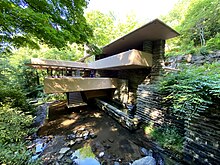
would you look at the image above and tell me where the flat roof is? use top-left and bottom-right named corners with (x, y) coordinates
top-left (102, 19), bottom-right (179, 56)
top-left (27, 49), bottom-right (152, 70)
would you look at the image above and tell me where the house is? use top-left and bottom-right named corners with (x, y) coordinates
top-left (27, 19), bottom-right (179, 129)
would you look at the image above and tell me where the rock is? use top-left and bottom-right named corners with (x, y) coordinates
top-left (59, 147), bottom-right (70, 154)
top-left (185, 54), bottom-right (192, 63)
top-left (176, 55), bottom-right (184, 62)
top-left (131, 156), bottom-right (156, 165)
top-left (148, 149), bottom-right (153, 156)
top-left (90, 133), bottom-right (97, 139)
top-left (57, 154), bottom-right (64, 160)
top-left (78, 126), bottom-right (85, 131)
top-left (31, 154), bottom-right (40, 161)
top-left (82, 130), bottom-right (90, 140)
top-left (114, 162), bottom-right (120, 165)
top-left (76, 132), bottom-right (83, 138)
top-left (71, 150), bottom-right (80, 160)
top-left (66, 134), bottom-right (76, 140)
top-left (65, 140), bottom-right (76, 147)
top-left (32, 103), bottom-right (50, 128)
top-left (98, 151), bottom-right (105, 158)
top-left (65, 158), bottom-right (72, 164)
top-left (84, 135), bottom-right (89, 140)
top-left (108, 138), bottom-right (114, 143)
top-left (104, 144), bottom-right (111, 149)
top-left (35, 142), bottom-right (44, 153)
top-left (140, 147), bottom-right (149, 156)
top-left (66, 150), bottom-right (73, 156)
top-left (75, 138), bottom-right (83, 144)
top-left (82, 130), bottom-right (89, 137)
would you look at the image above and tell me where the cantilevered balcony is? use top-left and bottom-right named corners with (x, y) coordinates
top-left (44, 77), bottom-right (118, 94)
top-left (27, 49), bottom-right (152, 70)
top-left (89, 49), bottom-right (152, 70)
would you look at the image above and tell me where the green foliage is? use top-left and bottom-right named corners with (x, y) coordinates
top-left (162, 0), bottom-right (220, 54)
top-left (0, 42), bottom-right (86, 98)
top-left (86, 11), bottom-right (116, 47)
top-left (0, 142), bottom-right (37, 165)
top-left (144, 123), bottom-right (183, 153)
top-left (206, 33), bottom-right (220, 50)
top-left (182, 0), bottom-right (220, 45)
top-left (0, 103), bottom-right (36, 164)
top-left (0, 0), bottom-right (92, 51)
top-left (41, 93), bottom-right (67, 103)
top-left (199, 46), bottom-right (209, 55)
top-left (0, 104), bottom-right (33, 144)
top-left (0, 84), bottom-right (33, 112)
top-left (160, 62), bottom-right (220, 118)
top-left (79, 145), bottom-right (95, 159)
top-left (86, 11), bottom-right (141, 48)
top-left (150, 125), bottom-right (183, 153)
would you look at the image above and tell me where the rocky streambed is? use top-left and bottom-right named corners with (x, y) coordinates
top-left (27, 101), bottom-right (181, 165)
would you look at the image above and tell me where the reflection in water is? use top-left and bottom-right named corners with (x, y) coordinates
top-left (71, 145), bottom-right (100, 165)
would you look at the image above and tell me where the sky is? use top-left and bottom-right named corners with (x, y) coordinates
top-left (86, 0), bottom-right (179, 22)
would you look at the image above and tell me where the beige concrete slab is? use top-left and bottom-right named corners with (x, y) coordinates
top-left (28, 58), bottom-right (89, 69)
top-left (44, 77), bottom-right (118, 93)
top-left (27, 50), bottom-right (152, 70)
top-left (89, 49), bottom-right (152, 69)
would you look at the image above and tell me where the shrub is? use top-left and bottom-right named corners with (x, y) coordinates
top-left (0, 104), bottom-right (36, 164)
top-left (199, 46), bottom-right (209, 55)
top-left (0, 104), bottom-right (33, 144)
top-left (0, 142), bottom-right (32, 165)
top-left (144, 123), bottom-right (183, 153)
top-left (151, 125), bottom-right (183, 153)
top-left (206, 33), bottom-right (220, 51)
top-left (0, 85), bottom-right (33, 113)
top-left (160, 62), bottom-right (220, 118)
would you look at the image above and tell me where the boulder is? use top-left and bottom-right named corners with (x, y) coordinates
top-left (132, 156), bottom-right (156, 165)
top-left (59, 147), bottom-right (70, 154)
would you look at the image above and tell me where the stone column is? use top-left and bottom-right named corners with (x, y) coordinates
top-left (143, 40), bottom-right (153, 54)
top-left (136, 40), bottom-right (165, 125)
top-left (151, 40), bottom-right (165, 81)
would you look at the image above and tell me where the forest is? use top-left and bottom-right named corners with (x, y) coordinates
top-left (0, 0), bottom-right (220, 164)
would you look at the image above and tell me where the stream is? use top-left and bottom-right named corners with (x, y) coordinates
top-left (28, 101), bottom-right (181, 165)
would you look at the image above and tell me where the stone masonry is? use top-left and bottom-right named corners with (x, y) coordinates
top-left (136, 40), bottom-right (165, 125)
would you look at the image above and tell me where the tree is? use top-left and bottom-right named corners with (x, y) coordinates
top-left (162, 0), bottom-right (220, 54)
top-left (86, 11), bottom-right (115, 47)
top-left (86, 11), bottom-right (141, 48)
top-left (114, 12), bottom-right (141, 39)
top-left (181, 0), bottom-right (220, 46)
top-left (0, 0), bottom-right (92, 51)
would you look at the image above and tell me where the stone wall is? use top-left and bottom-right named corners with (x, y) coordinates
top-left (136, 40), bottom-right (165, 125)
top-left (136, 83), bottom-right (164, 125)
top-left (117, 68), bottom-right (151, 104)
top-left (183, 107), bottom-right (220, 165)
top-left (165, 52), bottom-right (220, 68)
